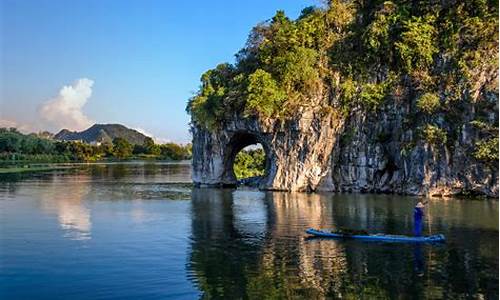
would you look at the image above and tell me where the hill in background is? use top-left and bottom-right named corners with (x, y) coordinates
top-left (55, 124), bottom-right (149, 145)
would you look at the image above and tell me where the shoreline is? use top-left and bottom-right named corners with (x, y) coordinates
top-left (0, 159), bottom-right (192, 174)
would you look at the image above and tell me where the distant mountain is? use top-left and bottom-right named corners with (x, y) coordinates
top-left (55, 124), bottom-right (149, 145)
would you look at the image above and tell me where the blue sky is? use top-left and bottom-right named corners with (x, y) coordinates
top-left (0, 0), bottom-right (314, 143)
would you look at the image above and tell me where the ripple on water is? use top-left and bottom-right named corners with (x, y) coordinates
top-left (0, 163), bottom-right (498, 299)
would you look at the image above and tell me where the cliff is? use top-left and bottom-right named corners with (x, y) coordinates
top-left (188, 1), bottom-right (499, 197)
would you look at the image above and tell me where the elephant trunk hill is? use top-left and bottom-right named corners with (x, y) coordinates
top-left (187, 1), bottom-right (499, 197)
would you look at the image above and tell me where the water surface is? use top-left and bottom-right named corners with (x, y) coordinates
top-left (0, 163), bottom-right (498, 299)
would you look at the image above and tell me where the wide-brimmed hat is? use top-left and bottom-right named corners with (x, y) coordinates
top-left (416, 202), bottom-right (425, 208)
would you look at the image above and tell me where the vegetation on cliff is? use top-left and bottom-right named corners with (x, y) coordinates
top-left (0, 127), bottom-right (192, 163)
top-left (187, 0), bottom-right (498, 162)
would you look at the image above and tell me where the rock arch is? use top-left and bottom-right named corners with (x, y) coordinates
top-left (223, 131), bottom-right (270, 185)
top-left (191, 114), bottom-right (343, 191)
top-left (190, 105), bottom-right (498, 196)
top-left (191, 126), bottom-right (273, 188)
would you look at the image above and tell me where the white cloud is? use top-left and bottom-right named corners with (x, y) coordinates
top-left (0, 118), bottom-right (35, 133)
top-left (39, 78), bottom-right (94, 131)
top-left (133, 127), bottom-right (171, 144)
top-left (153, 137), bottom-right (172, 144)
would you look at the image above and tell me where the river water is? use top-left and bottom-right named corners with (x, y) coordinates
top-left (0, 162), bottom-right (498, 299)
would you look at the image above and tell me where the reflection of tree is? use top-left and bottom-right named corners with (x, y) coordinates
top-left (188, 188), bottom-right (265, 298)
top-left (188, 190), bottom-right (498, 299)
top-left (188, 190), bottom-right (351, 298)
top-left (264, 192), bottom-right (348, 297)
top-left (87, 163), bottom-right (130, 180)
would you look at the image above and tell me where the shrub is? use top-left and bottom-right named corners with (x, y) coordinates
top-left (416, 93), bottom-right (440, 114)
top-left (395, 16), bottom-right (438, 72)
top-left (272, 47), bottom-right (319, 96)
top-left (187, 64), bottom-right (235, 129)
top-left (421, 124), bottom-right (447, 146)
top-left (360, 82), bottom-right (387, 110)
top-left (473, 137), bottom-right (499, 162)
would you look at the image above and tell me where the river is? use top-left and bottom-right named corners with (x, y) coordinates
top-left (0, 162), bottom-right (497, 299)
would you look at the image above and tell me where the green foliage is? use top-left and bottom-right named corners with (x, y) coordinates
top-left (112, 137), bottom-right (133, 159)
top-left (187, 64), bottom-right (239, 130)
top-left (473, 137), bottom-right (499, 162)
top-left (0, 127), bottom-right (190, 162)
top-left (420, 124), bottom-right (447, 146)
top-left (186, 0), bottom-right (498, 137)
top-left (273, 47), bottom-right (319, 100)
top-left (68, 142), bottom-right (97, 161)
top-left (395, 16), bottom-right (438, 72)
top-left (417, 93), bottom-right (441, 114)
top-left (143, 137), bottom-right (160, 155)
top-left (159, 143), bottom-right (192, 160)
top-left (99, 142), bottom-right (114, 157)
top-left (245, 69), bottom-right (286, 118)
top-left (233, 148), bottom-right (265, 179)
top-left (470, 120), bottom-right (489, 130)
top-left (338, 78), bottom-right (357, 114)
top-left (359, 82), bottom-right (388, 110)
top-left (363, 1), bottom-right (405, 63)
top-left (469, 119), bottom-right (498, 134)
top-left (0, 128), bottom-right (55, 154)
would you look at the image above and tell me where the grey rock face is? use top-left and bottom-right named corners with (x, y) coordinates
top-left (191, 100), bottom-right (498, 197)
top-left (192, 107), bottom-right (344, 192)
top-left (331, 103), bottom-right (498, 197)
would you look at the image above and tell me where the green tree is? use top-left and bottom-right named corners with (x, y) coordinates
top-left (233, 148), bottom-right (266, 179)
top-left (143, 137), bottom-right (160, 155)
top-left (112, 137), bottom-right (133, 159)
top-left (245, 69), bottom-right (286, 118)
top-left (99, 142), bottom-right (114, 157)
top-left (68, 142), bottom-right (95, 161)
top-left (160, 143), bottom-right (192, 160)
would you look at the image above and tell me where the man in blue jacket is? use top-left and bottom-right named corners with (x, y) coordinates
top-left (413, 201), bottom-right (425, 236)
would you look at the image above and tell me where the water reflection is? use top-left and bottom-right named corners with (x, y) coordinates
top-left (39, 174), bottom-right (92, 241)
top-left (232, 189), bottom-right (267, 240)
top-left (188, 189), bottom-right (499, 299)
top-left (0, 163), bottom-right (497, 299)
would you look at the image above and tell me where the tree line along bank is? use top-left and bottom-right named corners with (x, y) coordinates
top-left (0, 127), bottom-right (192, 163)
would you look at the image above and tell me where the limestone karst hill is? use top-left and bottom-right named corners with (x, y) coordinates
top-left (55, 124), bottom-right (149, 145)
top-left (187, 1), bottom-right (499, 197)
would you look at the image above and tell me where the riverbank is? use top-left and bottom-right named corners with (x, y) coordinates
top-left (0, 165), bottom-right (72, 174)
top-left (0, 159), bottom-right (192, 175)
top-left (0, 154), bottom-right (187, 164)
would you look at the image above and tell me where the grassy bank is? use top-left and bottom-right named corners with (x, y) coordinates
top-left (0, 165), bottom-right (71, 174)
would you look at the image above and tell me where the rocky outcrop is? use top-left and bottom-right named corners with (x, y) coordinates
top-left (329, 99), bottom-right (499, 197)
top-left (192, 96), bottom-right (498, 197)
top-left (192, 106), bottom-right (344, 192)
top-left (191, 95), bottom-right (498, 198)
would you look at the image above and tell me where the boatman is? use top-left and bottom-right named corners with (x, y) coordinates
top-left (413, 201), bottom-right (425, 236)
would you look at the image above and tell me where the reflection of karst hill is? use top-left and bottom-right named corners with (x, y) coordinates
top-left (188, 189), bottom-right (352, 298)
top-left (188, 189), bottom-right (498, 298)
top-left (263, 192), bottom-right (349, 298)
top-left (188, 188), bottom-right (266, 298)
top-left (39, 174), bottom-right (92, 240)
